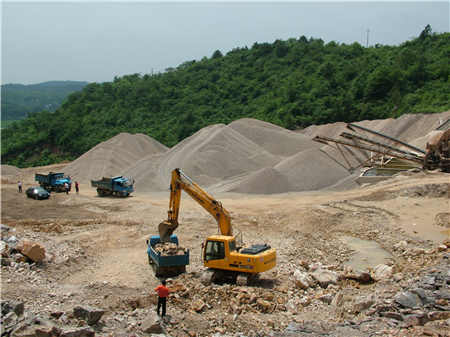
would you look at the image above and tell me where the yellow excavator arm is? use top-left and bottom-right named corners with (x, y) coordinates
top-left (159, 168), bottom-right (232, 241)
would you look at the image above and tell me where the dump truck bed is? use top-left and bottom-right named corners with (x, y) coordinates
top-left (146, 235), bottom-right (189, 277)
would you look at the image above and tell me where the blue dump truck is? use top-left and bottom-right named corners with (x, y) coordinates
top-left (90, 176), bottom-right (134, 197)
top-left (146, 234), bottom-right (189, 278)
top-left (35, 172), bottom-right (72, 192)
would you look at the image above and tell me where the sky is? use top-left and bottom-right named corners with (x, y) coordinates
top-left (1, 1), bottom-right (449, 85)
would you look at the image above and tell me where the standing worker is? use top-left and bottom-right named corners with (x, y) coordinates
top-left (18, 181), bottom-right (22, 193)
top-left (75, 181), bottom-right (79, 194)
top-left (154, 279), bottom-right (169, 317)
top-left (64, 182), bottom-right (69, 194)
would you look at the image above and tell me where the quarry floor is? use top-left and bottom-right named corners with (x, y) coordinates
top-left (1, 167), bottom-right (449, 336)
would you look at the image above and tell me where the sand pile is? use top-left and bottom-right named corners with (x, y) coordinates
top-left (130, 123), bottom-right (284, 191)
top-left (1, 165), bottom-right (22, 176)
top-left (229, 118), bottom-right (321, 157)
top-left (64, 133), bottom-right (168, 182)
top-left (61, 112), bottom-right (449, 195)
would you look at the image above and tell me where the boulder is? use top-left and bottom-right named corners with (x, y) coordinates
top-left (191, 299), bottom-right (205, 312)
top-left (2, 300), bottom-right (25, 317)
top-left (310, 268), bottom-right (338, 288)
top-left (73, 306), bottom-right (105, 325)
top-left (256, 298), bottom-right (272, 312)
top-left (437, 245), bottom-right (447, 252)
top-left (353, 296), bottom-right (375, 313)
top-left (1, 241), bottom-right (8, 257)
top-left (141, 312), bottom-right (164, 334)
top-left (428, 311), bottom-right (450, 321)
top-left (443, 238), bottom-right (450, 248)
top-left (59, 327), bottom-right (95, 337)
top-left (318, 294), bottom-right (334, 305)
top-left (372, 264), bottom-right (393, 281)
top-left (35, 326), bottom-right (62, 337)
top-left (293, 270), bottom-right (313, 289)
top-left (403, 313), bottom-right (429, 327)
top-left (394, 291), bottom-right (422, 308)
top-left (380, 312), bottom-right (404, 321)
top-left (0, 224), bottom-right (10, 239)
top-left (344, 270), bottom-right (373, 283)
top-left (16, 240), bottom-right (45, 263)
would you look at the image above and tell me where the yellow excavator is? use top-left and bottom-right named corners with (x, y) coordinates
top-left (158, 168), bottom-right (276, 285)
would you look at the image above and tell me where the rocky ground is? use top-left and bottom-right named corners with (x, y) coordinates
top-left (1, 168), bottom-right (449, 337)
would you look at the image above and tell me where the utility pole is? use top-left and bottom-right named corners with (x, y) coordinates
top-left (366, 29), bottom-right (370, 48)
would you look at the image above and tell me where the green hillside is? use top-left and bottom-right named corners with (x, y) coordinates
top-left (1, 81), bottom-right (88, 121)
top-left (2, 26), bottom-right (449, 168)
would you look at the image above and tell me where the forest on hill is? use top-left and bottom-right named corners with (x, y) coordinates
top-left (2, 26), bottom-right (449, 168)
top-left (1, 81), bottom-right (88, 121)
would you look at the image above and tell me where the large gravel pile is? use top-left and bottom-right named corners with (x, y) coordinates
top-left (1, 165), bottom-right (22, 176)
top-left (5, 112), bottom-right (448, 194)
top-left (64, 132), bottom-right (168, 181)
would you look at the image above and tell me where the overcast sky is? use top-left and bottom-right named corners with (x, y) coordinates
top-left (1, 1), bottom-right (449, 85)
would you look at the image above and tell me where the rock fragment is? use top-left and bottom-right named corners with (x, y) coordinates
top-left (73, 306), bottom-right (105, 325)
top-left (16, 240), bottom-right (46, 262)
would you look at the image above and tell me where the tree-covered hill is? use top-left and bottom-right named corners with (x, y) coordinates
top-left (2, 26), bottom-right (449, 168)
top-left (1, 81), bottom-right (88, 121)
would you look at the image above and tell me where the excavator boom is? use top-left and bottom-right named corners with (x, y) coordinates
top-left (159, 168), bottom-right (232, 241)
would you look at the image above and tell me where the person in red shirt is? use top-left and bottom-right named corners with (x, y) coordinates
top-left (154, 279), bottom-right (169, 317)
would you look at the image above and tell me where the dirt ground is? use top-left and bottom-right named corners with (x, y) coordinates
top-left (1, 166), bottom-right (449, 337)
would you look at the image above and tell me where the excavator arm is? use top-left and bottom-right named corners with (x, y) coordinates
top-left (159, 168), bottom-right (232, 242)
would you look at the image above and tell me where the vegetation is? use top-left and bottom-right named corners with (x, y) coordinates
top-left (1, 81), bottom-right (88, 121)
top-left (2, 26), bottom-right (449, 168)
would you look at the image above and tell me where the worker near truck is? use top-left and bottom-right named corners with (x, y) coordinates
top-left (75, 181), bottom-right (79, 194)
top-left (154, 279), bottom-right (169, 317)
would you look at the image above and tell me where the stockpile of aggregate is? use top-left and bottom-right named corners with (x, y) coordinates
top-left (64, 133), bottom-right (168, 182)
top-left (1, 165), bottom-right (22, 177)
top-left (131, 123), bottom-right (284, 191)
top-left (59, 112), bottom-right (449, 195)
top-left (128, 119), bottom-right (330, 193)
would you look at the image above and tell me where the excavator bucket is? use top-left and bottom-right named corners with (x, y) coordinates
top-left (158, 221), bottom-right (179, 242)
